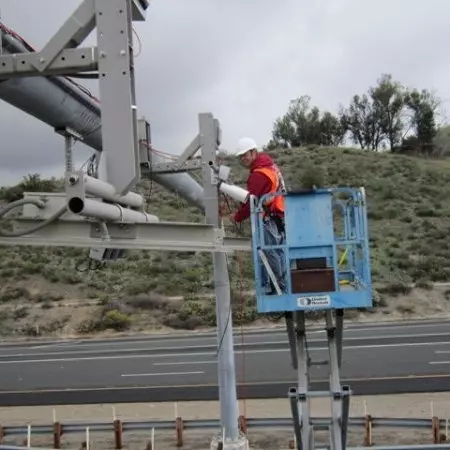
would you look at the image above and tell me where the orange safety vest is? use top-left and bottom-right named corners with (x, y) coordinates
top-left (252, 166), bottom-right (285, 216)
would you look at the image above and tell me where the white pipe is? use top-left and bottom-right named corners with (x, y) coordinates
top-left (68, 197), bottom-right (159, 223)
top-left (219, 182), bottom-right (249, 203)
top-left (81, 174), bottom-right (144, 208)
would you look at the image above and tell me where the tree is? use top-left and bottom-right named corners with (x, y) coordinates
top-left (268, 73), bottom-right (446, 158)
top-left (272, 95), bottom-right (312, 147)
top-left (272, 95), bottom-right (345, 147)
top-left (339, 94), bottom-right (384, 150)
top-left (320, 111), bottom-right (346, 146)
top-left (433, 124), bottom-right (450, 157)
top-left (369, 74), bottom-right (405, 150)
top-left (404, 88), bottom-right (439, 155)
top-left (0, 174), bottom-right (62, 203)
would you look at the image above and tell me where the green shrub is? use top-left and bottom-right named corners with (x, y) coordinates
top-left (101, 309), bottom-right (131, 331)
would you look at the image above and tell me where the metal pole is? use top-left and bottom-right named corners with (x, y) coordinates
top-left (198, 113), bottom-right (240, 443)
top-left (336, 309), bottom-right (344, 368)
top-left (212, 250), bottom-right (239, 441)
top-left (289, 387), bottom-right (303, 450)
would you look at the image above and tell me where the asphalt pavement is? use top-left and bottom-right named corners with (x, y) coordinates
top-left (1, 319), bottom-right (450, 406)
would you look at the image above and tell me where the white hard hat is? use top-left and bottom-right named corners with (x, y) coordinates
top-left (236, 137), bottom-right (259, 156)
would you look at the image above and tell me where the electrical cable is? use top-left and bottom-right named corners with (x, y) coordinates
top-left (215, 251), bottom-right (232, 357)
top-left (0, 198), bottom-right (67, 237)
top-left (132, 26), bottom-right (142, 57)
top-left (215, 194), bottom-right (239, 357)
top-left (0, 152), bottom-right (103, 239)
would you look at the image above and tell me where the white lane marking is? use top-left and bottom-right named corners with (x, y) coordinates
top-left (0, 321), bottom-right (445, 353)
top-left (0, 331), bottom-right (447, 360)
top-left (434, 350), bottom-right (450, 354)
top-left (31, 341), bottom-right (81, 350)
top-left (121, 371), bottom-right (204, 377)
top-left (0, 342), bottom-right (274, 359)
top-left (429, 361), bottom-right (450, 365)
top-left (0, 340), bottom-right (448, 365)
top-left (343, 323), bottom-right (450, 333)
top-left (153, 361), bottom-right (216, 366)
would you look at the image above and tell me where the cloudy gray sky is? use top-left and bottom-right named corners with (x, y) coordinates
top-left (0, 0), bottom-right (449, 186)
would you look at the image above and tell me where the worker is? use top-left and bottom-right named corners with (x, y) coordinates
top-left (228, 137), bottom-right (287, 295)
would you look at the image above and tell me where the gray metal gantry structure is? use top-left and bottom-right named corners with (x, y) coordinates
top-left (0, 2), bottom-right (365, 450)
top-left (0, 1), bottom-right (248, 449)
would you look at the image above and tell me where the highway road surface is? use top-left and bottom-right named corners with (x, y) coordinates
top-left (1, 319), bottom-right (450, 406)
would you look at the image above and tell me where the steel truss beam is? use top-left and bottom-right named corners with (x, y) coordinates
top-left (0, 0), bottom-right (147, 79)
top-left (2, 218), bottom-right (250, 252)
top-left (1, 191), bottom-right (249, 252)
top-left (143, 158), bottom-right (203, 175)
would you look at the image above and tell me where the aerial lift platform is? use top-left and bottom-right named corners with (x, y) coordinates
top-left (249, 187), bottom-right (373, 450)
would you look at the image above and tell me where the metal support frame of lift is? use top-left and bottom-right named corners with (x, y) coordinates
top-left (288, 309), bottom-right (350, 450)
top-left (256, 207), bottom-right (350, 450)
top-left (250, 188), bottom-right (368, 450)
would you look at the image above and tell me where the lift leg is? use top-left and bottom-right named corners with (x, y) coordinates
top-left (326, 310), bottom-right (344, 450)
top-left (288, 310), bottom-right (350, 450)
top-left (296, 311), bottom-right (313, 450)
top-left (286, 312), bottom-right (298, 370)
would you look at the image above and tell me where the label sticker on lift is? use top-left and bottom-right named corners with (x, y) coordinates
top-left (297, 295), bottom-right (331, 307)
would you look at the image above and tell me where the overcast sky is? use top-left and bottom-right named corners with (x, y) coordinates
top-left (0, 0), bottom-right (449, 187)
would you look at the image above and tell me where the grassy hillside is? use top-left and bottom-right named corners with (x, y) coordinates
top-left (1, 146), bottom-right (450, 338)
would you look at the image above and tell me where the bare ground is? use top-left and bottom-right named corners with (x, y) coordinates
top-left (1, 393), bottom-right (450, 449)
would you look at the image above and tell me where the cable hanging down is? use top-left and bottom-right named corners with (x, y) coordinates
top-left (0, 198), bottom-right (67, 238)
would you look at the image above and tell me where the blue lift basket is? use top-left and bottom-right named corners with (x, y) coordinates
top-left (249, 187), bottom-right (372, 313)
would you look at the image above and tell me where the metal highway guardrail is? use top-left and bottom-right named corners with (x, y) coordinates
top-left (0, 416), bottom-right (449, 449)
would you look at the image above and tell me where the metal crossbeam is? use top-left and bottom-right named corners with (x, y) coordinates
top-left (0, 0), bottom-right (148, 79)
top-left (1, 218), bottom-right (250, 252)
top-left (0, 48), bottom-right (99, 78)
top-left (144, 158), bottom-right (203, 174)
top-left (176, 134), bottom-right (202, 166)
